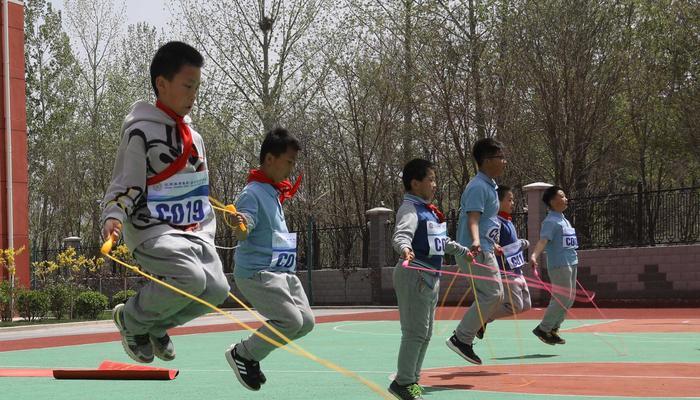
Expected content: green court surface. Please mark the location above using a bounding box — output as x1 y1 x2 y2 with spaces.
2 316 699 400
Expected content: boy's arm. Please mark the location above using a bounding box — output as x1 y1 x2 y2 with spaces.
234 190 258 241
445 239 469 257
100 129 147 239
531 219 556 269
529 238 548 270
467 211 481 253
392 203 417 261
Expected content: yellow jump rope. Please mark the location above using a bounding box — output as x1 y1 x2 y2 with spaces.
101 196 393 399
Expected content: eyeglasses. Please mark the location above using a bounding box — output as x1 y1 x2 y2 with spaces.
485 155 507 161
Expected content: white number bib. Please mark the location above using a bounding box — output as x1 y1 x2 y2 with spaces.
487 226 500 244
562 227 578 249
271 232 297 270
427 221 448 256
147 171 211 225
502 241 526 269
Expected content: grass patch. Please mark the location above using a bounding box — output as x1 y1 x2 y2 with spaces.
0 310 112 328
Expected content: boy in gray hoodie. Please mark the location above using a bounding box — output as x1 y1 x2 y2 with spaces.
389 159 470 400
101 42 229 364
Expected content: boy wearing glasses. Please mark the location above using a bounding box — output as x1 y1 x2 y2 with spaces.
447 138 507 365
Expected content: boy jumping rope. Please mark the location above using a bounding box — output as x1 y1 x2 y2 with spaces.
226 128 314 391
476 185 531 339
101 42 230 363
530 185 579 345
390 159 470 400
448 137 507 365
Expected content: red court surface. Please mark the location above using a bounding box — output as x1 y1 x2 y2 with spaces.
421 362 700 398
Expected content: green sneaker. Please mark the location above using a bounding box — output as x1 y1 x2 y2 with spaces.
388 380 424 399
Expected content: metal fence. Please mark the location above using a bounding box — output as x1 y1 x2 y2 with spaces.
566 185 700 249
386 209 528 267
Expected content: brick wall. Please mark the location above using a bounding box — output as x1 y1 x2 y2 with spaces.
241 243 700 306
576 244 700 301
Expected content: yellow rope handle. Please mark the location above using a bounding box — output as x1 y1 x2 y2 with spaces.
100 239 392 399
209 196 246 232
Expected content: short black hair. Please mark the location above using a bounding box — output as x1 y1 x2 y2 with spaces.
402 158 435 191
150 41 204 96
259 127 302 164
497 185 512 201
542 185 564 207
472 137 505 166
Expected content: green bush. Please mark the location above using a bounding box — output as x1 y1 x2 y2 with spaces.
0 281 11 321
45 284 72 320
111 289 136 308
74 291 108 320
15 289 50 321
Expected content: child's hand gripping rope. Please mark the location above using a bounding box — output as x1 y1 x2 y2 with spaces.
209 196 247 232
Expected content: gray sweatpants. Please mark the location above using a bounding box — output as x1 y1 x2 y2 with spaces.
235 271 315 362
124 234 230 338
488 274 531 322
393 261 440 386
539 265 578 332
454 251 504 344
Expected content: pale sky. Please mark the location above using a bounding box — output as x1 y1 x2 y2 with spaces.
49 0 175 32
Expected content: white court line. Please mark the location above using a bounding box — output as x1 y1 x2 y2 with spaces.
561 319 622 331
593 332 699 343
6 365 696 381
333 320 629 339
332 320 400 336
0 365 395 375
490 372 700 380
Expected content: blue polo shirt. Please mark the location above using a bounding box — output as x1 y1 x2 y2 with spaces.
233 181 294 278
541 211 579 268
456 171 500 253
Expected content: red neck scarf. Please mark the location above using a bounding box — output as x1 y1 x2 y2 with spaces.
147 100 193 185
426 203 446 223
498 211 512 221
247 169 302 204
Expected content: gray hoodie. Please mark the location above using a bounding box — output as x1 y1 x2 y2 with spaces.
101 101 216 251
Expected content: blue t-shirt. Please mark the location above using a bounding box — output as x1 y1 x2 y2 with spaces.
233 181 295 278
540 211 579 268
456 172 500 253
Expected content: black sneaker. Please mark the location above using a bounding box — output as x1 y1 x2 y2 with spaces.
532 326 558 345
150 333 176 361
112 304 154 363
550 329 566 345
446 334 482 365
225 344 263 391
476 323 487 340
388 381 424 400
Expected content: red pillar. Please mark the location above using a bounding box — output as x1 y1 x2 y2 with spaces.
0 0 30 287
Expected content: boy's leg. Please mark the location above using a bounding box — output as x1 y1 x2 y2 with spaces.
393 262 438 386
520 277 532 313
553 265 577 331
538 266 574 332
123 234 213 335
235 271 310 362
285 273 315 339
412 274 439 383
454 252 504 344
148 238 230 338
488 275 526 321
